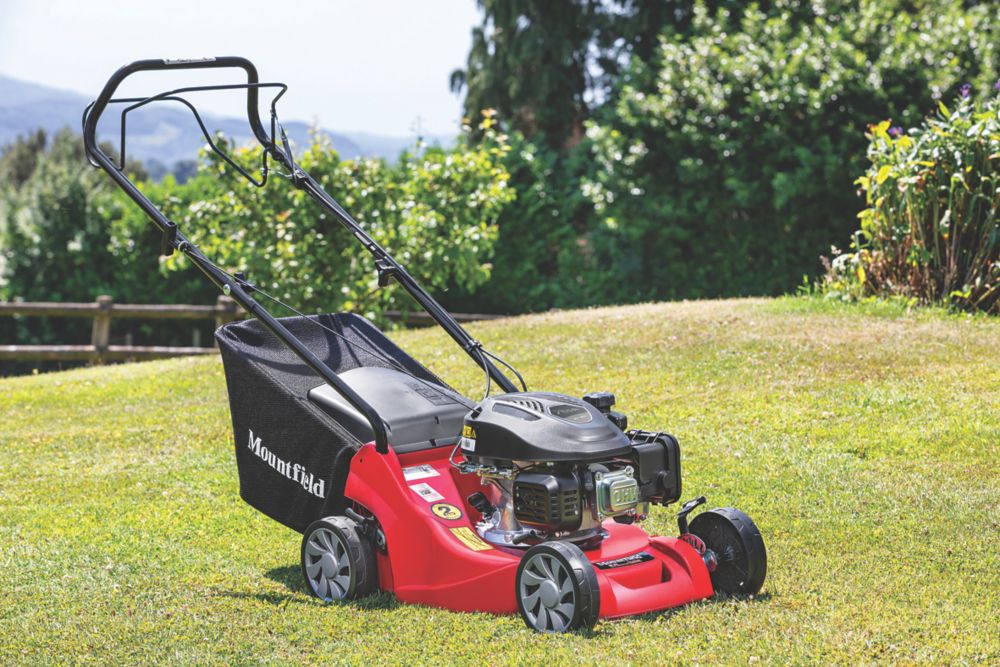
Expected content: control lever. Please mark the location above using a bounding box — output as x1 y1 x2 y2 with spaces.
677 495 707 534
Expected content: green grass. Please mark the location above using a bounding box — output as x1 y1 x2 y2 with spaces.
1 297 997 665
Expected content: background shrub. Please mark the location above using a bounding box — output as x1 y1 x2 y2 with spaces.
439 129 594 313
822 90 999 313
123 127 514 321
0 125 514 374
581 0 999 303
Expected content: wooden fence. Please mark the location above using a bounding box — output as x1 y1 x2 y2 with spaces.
0 296 501 363
0 295 242 363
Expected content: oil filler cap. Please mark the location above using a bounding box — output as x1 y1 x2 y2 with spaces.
582 391 616 413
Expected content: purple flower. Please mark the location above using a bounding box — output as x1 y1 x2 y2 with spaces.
888 126 903 138
960 83 971 99
994 79 1000 93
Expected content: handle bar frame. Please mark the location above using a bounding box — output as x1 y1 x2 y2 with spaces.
83 57 521 455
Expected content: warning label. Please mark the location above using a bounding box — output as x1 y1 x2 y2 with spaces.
431 503 463 520
402 464 440 482
409 482 445 502
449 526 493 551
460 424 477 452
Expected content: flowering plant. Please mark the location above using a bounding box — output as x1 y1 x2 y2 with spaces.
822 84 1000 313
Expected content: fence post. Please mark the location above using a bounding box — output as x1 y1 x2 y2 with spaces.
91 295 113 364
214 295 239 346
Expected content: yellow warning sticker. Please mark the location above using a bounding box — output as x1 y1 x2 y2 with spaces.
431 503 463 520
462 424 476 438
450 526 493 551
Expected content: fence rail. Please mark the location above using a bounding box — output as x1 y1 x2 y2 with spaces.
0 344 220 362
0 294 242 363
0 296 502 363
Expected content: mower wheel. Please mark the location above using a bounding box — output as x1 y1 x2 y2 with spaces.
515 541 600 633
301 516 376 602
688 507 766 596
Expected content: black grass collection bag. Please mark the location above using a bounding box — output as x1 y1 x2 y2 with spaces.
215 313 445 532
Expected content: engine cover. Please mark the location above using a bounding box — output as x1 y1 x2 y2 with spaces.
461 392 632 463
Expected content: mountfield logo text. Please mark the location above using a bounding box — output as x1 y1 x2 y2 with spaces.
247 429 325 498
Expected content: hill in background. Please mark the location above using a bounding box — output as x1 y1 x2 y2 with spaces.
0 73 454 168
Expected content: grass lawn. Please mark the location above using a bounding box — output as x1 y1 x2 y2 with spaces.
0 297 997 665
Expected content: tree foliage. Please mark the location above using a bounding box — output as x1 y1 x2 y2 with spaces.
0 131 123 359
0 129 48 190
0 130 118 303
450 0 683 150
440 129 591 313
582 0 1000 302
103 126 515 321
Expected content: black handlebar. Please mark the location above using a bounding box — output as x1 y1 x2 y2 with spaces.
83 57 271 157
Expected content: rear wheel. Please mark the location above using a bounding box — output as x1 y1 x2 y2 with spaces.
301 516 376 601
689 507 766 595
515 541 600 633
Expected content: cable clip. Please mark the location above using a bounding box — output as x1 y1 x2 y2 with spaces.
375 259 397 287
160 220 178 257
463 339 484 353
233 272 257 294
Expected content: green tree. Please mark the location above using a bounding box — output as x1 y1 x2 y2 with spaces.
440 128 590 313
0 130 123 363
583 0 1000 302
450 0 683 151
1 130 116 304
448 1 704 313
0 129 48 190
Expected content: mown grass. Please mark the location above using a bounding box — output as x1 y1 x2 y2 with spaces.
1 297 997 665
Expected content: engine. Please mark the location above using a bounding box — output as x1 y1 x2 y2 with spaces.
456 391 681 548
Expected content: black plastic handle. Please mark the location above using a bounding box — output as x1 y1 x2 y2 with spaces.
83 57 271 159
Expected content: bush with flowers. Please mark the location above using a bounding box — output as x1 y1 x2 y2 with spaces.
822 83 1000 313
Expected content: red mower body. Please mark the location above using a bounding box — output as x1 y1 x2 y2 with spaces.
345 443 715 618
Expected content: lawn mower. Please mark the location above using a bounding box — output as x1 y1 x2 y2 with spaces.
83 57 766 633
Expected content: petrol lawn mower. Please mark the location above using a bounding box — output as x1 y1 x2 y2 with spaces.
84 57 766 633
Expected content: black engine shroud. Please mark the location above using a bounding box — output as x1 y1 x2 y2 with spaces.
463 393 632 463
462 392 682 534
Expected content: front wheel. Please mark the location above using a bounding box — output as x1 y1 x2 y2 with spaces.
689 507 766 595
301 516 376 601
515 541 600 633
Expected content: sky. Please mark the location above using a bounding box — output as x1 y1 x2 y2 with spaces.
0 0 480 137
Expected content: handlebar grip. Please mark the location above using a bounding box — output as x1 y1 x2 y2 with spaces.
83 56 270 161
